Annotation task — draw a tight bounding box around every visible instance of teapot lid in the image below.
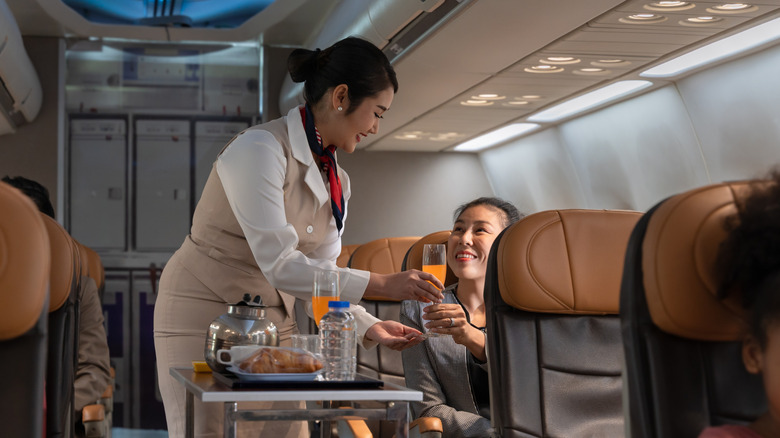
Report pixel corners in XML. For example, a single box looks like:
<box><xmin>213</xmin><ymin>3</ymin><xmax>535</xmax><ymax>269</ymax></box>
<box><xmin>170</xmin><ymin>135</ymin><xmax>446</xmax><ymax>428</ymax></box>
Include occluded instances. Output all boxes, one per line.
<box><xmin>235</xmin><ymin>293</ymin><xmax>266</xmax><ymax>308</ymax></box>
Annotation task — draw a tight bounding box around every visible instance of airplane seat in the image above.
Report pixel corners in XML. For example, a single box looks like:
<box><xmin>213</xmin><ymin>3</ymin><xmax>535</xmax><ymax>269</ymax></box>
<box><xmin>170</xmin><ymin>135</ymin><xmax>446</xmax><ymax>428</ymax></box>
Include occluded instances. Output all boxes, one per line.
<box><xmin>340</xmin><ymin>236</ymin><xmax>423</xmax><ymax>438</ymax></box>
<box><xmin>484</xmin><ymin>209</ymin><xmax>641</xmax><ymax>438</ymax></box>
<box><xmin>42</xmin><ymin>215</ymin><xmax>81</xmax><ymax>438</ymax></box>
<box><xmin>0</xmin><ymin>182</ymin><xmax>50</xmax><ymax>438</ymax></box>
<box><xmin>73</xmin><ymin>240</ymin><xmax>112</xmax><ymax>438</ymax></box>
<box><xmin>620</xmin><ymin>181</ymin><xmax>767</xmax><ymax>438</ymax></box>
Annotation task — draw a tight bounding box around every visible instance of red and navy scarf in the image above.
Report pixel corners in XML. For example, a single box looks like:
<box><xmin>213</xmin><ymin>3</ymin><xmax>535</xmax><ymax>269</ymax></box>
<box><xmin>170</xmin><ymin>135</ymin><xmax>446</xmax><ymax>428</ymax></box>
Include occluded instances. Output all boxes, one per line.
<box><xmin>301</xmin><ymin>105</ymin><xmax>345</xmax><ymax>232</ymax></box>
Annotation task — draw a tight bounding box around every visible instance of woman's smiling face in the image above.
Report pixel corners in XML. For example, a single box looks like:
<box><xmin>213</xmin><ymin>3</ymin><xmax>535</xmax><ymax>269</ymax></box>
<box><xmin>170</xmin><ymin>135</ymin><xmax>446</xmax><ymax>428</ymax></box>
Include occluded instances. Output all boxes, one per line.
<box><xmin>333</xmin><ymin>86</ymin><xmax>394</xmax><ymax>153</ymax></box>
<box><xmin>447</xmin><ymin>204</ymin><xmax>507</xmax><ymax>283</ymax></box>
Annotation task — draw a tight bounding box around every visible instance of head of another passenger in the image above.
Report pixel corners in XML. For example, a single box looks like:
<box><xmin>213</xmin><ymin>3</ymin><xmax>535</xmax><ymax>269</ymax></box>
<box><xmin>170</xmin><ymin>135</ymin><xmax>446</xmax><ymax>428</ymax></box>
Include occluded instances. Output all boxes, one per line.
<box><xmin>447</xmin><ymin>197</ymin><xmax>522</xmax><ymax>286</ymax></box>
<box><xmin>715</xmin><ymin>171</ymin><xmax>780</xmax><ymax>437</ymax></box>
<box><xmin>2</xmin><ymin>175</ymin><xmax>55</xmax><ymax>218</ymax></box>
<box><xmin>287</xmin><ymin>36</ymin><xmax>398</xmax><ymax>154</ymax></box>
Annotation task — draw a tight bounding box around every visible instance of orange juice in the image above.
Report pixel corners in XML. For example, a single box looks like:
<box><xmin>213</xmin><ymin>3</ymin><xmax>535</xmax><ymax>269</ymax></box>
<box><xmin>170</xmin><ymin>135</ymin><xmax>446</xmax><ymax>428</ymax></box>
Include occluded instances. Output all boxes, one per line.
<box><xmin>313</xmin><ymin>295</ymin><xmax>339</xmax><ymax>326</ymax></box>
<box><xmin>423</xmin><ymin>264</ymin><xmax>446</xmax><ymax>286</ymax></box>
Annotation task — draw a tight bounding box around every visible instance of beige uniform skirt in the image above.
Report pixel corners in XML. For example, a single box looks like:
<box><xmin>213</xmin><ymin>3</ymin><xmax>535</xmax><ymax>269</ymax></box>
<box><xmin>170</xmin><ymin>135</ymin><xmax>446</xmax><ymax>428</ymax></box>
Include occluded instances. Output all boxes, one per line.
<box><xmin>153</xmin><ymin>253</ymin><xmax>307</xmax><ymax>438</ymax></box>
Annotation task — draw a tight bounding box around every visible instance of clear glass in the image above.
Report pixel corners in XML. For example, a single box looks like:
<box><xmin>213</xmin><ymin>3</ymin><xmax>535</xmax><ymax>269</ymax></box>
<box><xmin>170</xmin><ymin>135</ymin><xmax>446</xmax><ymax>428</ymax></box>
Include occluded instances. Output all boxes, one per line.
<box><xmin>422</xmin><ymin>243</ymin><xmax>446</xmax><ymax>338</ymax></box>
<box><xmin>312</xmin><ymin>269</ymin><xmax>340</xmax><ymax>326</ymax></box>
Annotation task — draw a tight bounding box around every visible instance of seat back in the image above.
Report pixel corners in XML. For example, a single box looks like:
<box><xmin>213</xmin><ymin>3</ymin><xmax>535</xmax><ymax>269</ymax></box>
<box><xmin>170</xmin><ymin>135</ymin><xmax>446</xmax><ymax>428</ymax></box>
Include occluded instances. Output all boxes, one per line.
<box><xmin>0</xmin><ymin>182</ymin><xmax>50</xmax><ymax>438</ymax></box>
<box><xmin>76</xmin><ymin>241</ymin><xmax>105</xmax><ymax>303</ymax></box>
<box><xmin>400</xmin><ymin>230</ymin><xmax>458</xmax><ymax>288</ymax></box>
<box><xmin>485</xmin><ymin>209</ymin><xmax>641</xmax><ymax>438</ymax></box>
<box><xmin>42</xmin><ymin>215</ymin><xmax>80</xmax><ymax>438</ymax></box>
<box><xmin>347</xmin><ymin>236</ymin><xmax>419</xmax><ymax>438</ymax></box>
<box><xmin>620</xmin><ymin>181</ymin><xmax>767</xmax><ymax>438</ymax></box>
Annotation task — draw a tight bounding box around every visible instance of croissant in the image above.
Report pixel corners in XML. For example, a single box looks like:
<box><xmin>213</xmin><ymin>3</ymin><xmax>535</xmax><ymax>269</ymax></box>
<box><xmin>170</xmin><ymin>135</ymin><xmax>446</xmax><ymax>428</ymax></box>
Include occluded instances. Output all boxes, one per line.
<box><xmin>239</xmin><ymin>347</ymin><xmax>323</xmax><ymax>373</ymax></box>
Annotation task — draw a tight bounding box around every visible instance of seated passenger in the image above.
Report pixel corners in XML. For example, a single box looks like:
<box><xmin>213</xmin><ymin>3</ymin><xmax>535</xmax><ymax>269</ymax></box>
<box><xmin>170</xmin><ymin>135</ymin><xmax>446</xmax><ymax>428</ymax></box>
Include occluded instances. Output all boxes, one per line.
<box><xmin>401</xmin><ymin>197</ymin><xmax>522</xmax><ymax>438</ymax></box>
<box><xmin>2</xmin><ymin>175</ymin><xmax>112</xmax><ymax>438</ymax></box>
<box><xmin>700</xmin><ymin>172</ymin><xmax>780</xmax><ymax>438</ymax></box>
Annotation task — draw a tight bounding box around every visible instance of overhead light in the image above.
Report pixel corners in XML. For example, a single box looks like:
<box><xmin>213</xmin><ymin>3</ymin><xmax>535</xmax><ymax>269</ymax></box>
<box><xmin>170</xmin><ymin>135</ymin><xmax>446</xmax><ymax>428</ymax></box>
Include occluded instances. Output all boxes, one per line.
<box><xmin>619</xmin><ymin>13</ymin><xmax>668</xmax><ymax>24</ymax></box>
<box><xmin>460</xmin><ymin>99</ymin><xmax>494</xmax><ymax>107</ymax></box>
<box><xmin>524</xmin><ymin>65</ymin><xmax>564</xmax><ymax>73</ymax></box>
<box><xmin>539</xmin><ymin>56</ymin><xmax>581</xmax><ymax>65</ymax></box>
<box><xmin>527</xmin><ymin>80</ymin><xmax>653</xmax><ymax>122</ymax></box>
<box><xmin>707</xmin><ymin>3</ymin><xmax>758</xmax><ymax>14</ymax></box>
<box><xmin>644</xmin><ymin>2</ymin><xmax>696</xmax><ymax>11</ymax></box>
<box><xmin>680</xmin><ymin>16</ymin><xmax>724</xmax><ymax>26</ymax></box>
<box><xmin>453</xmin><ymin>123</ymin><xmax>540</xmax><ymax>152</ymax></box>
<box><xmin>471</xmin><ymin>94</ymin><xmax>506</xmax><ymax>100</ymax></box>
<box><xmin>503</xmin><ymin>100</ymin><xmax>530</xmax><ymax>106</ymax></box>
<box><xmin>592</xmin><ymin>59</ymin><xmax>631</xmax><ymax>67</ymax></box>
<box><xmin>521</xmin><ymin>95</ymin><xmax>542</xmax><ymax>100</ymax></box>
<box><xmin>573</xmin><ymin>67</ymin><xmax>611</xmax><ymax>76</ymax></box>
<box><xmin>641</xmin><ymin>15</ymin><xmax>780</xmax><ymax>77</ymax></box>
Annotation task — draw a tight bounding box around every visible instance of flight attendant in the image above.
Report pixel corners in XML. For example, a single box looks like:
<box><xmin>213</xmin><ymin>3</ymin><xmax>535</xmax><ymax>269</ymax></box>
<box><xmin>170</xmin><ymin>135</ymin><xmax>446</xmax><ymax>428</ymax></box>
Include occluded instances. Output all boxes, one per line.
<box><xmin>153</xmin><ymin>36</ymin><xmax>444</xmax><ymax>438</ymax></box>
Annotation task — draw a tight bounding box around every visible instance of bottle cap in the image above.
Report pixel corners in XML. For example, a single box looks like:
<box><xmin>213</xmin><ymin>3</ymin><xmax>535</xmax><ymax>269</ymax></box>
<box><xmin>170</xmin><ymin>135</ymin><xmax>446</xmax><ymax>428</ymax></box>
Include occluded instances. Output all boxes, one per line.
<box><xmin>328</xmin><ymin>300</ymin><xmax>350</xmax><ymax>309</ymax></box>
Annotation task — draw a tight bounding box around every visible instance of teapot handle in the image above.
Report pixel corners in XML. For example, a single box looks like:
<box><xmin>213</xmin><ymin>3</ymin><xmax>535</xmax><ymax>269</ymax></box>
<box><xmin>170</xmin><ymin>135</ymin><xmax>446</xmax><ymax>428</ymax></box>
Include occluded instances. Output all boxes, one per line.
<box><xmin>216</xmin><ymin>349</ymin><xmax>233</xmax><ymax>365</ymax></box>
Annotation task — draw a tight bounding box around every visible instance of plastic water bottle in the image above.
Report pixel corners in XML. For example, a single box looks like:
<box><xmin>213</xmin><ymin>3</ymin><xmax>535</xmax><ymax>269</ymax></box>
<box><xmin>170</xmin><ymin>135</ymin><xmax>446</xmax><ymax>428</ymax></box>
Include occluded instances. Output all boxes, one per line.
<box><xmin>319</xmin><ymin>300</ymin><xmax>357</xmax><ymax>381</ymax></box>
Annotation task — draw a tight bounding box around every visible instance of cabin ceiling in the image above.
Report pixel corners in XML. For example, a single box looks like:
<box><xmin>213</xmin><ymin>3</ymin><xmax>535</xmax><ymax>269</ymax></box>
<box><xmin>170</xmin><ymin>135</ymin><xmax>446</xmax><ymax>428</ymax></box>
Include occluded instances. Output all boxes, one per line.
<box><xmin>6</xmin><ymin>0</ymin><xmax>780</xmax><ymax>153</ymax></box>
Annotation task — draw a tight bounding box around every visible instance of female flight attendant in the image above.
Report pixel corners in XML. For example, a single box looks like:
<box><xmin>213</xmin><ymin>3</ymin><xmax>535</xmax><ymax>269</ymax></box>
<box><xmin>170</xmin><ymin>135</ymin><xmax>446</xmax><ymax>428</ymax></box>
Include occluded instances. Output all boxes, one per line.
<box><xmin>154</xmin><ymin>36</ymin><xmax>444</xmax><ymax>438</ymax></box>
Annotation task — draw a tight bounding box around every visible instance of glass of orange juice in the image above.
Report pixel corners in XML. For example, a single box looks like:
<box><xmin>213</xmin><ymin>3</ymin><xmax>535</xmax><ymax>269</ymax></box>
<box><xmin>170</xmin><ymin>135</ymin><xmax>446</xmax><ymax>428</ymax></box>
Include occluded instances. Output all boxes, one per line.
<box><xmin>313</xmin><ymin>269</ymin><xmax>340</xmax><ymax>327</ymax></box>
<box><xmin>422</xmin><ymin>243</ymin><xmax>446</xmax><ymax>286</ymax></box>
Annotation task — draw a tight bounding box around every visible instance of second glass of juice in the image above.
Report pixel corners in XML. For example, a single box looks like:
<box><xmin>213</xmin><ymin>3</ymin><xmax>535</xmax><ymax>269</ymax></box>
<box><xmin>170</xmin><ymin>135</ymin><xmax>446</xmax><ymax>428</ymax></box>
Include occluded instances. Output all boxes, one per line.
<box><xmin>313</xmin><ymin>269</ymin><xmax>340</xmax><ymax>327</ymax></box>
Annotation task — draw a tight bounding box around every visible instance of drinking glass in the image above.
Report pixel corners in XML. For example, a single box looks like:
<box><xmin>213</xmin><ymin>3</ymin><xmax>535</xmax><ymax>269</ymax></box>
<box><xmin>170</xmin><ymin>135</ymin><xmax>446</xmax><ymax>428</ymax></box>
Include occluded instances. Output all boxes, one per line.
<box><xmin>422</xmin><ymin>243</ymin><xmax>446</xmax><ymax>338</ymax></box>
<box><xmin>422</xmin><ymin>243</ymin><xmax>447</xmax><ymax>286</ymax></box>
<box><xmin>291</xmin><ymin>334</ymin><xmax>321</xmax><ymax>357</ymax></box>
<box><xmin>312</xmin><ymin>269</ymin><xmax>340</xmax><ymax>327</ymax></box>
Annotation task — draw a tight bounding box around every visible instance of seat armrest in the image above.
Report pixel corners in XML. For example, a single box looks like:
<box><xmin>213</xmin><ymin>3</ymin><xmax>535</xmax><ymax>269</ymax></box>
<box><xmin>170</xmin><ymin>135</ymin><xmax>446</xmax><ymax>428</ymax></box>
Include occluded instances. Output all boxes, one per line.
<box><xmin>82</xmin><ymin>404</ymin><xmax>107</xmax><ymax>437</ymax></box>
<box><xmin>410</xmin><ymin>416</ymin><xmax>442</xmax><ymax>435</ymax></box>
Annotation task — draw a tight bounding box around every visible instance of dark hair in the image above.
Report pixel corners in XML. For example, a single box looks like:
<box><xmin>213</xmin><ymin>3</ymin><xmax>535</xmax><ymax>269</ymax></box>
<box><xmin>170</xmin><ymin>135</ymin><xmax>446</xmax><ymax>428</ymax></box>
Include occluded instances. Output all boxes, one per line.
<box><xmin>716</xmin><ymin>170</ymin><xmax>780</xmax><ymax>347</ymax></box>
<box><xmin>2</xmin><ymin>175</ymin><xmax>55</xmax><ymax>218</ymax></box>
<box><xmin>287</xmin><ymin>37</ymin><xmax>398</xmax><ymax>114</ymax></box>
<box><xmin>453</xmin><ymin>197</ymin><xmax>523</xmax><ymax>229</ymax></box>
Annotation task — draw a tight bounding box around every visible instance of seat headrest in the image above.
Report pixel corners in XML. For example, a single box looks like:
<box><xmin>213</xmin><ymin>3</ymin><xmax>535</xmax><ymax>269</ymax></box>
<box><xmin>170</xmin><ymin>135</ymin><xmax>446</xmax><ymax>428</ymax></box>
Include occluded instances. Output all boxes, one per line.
<box><xmin>0</xmin><ymin>183</ymin><xmax>50</xmax><ymax>341</ymax></box>
<box><xmin>642</xmin><ymin>181</ymin><xmax>757</xmax><ymax>341</ymax></box>
<box><xmin>402</xmin><ymin>230</ymin><xmax>458</xmax><ymax>288</ymax></box>
<box><xmin>349</xmin><ymin>236</ymin><xmax>420</xmax><ymax>301</ymax></box>
<box><xmin>41</xmin><ymin>215</ymin><xmax>78</xmax><ymax>312</ymax></box>
<box><xmin>337</xmin><ymin>244</ymin><xmax>360</xmax><ymax>268</ymax></box>
<box><xmin>76</xmin><ymin>240</ymin><xmax>104</xmax><ymax>289</ymax></box>
<box><xmin>496</xmin><ymin>209</ymin><xmax>641</xmax><ymax>315</ymax></box>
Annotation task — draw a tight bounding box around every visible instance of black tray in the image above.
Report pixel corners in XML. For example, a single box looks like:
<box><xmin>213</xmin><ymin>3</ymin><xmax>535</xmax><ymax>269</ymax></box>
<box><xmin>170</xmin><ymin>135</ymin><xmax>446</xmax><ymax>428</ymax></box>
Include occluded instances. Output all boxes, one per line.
<box><xmin>213</xmin><ymin>372</ymin><xmax>385</xmax><ymax>390</ymax></box>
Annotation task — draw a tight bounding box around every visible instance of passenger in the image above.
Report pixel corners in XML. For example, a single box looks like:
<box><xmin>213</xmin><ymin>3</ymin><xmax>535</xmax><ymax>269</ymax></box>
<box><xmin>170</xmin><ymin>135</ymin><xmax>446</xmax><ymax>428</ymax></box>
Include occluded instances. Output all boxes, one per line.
<box><xmin>153</xmin><ymin>36</ymin><xmax>443</xmax><ymax>438</ymax></box>
<box><xmin>700</xmin><ymin>172</ymin><xmax>780</xmax><ymax>438</ymax></box>
<box><xmin>401</xmin><ymin>197</ymin><xmax>522</xmax><ymax>438</ymax></box>
<box><xmin>2</xmin><ymin>175</ymin><xmax>112</xmax><ymax>438</ymax></box>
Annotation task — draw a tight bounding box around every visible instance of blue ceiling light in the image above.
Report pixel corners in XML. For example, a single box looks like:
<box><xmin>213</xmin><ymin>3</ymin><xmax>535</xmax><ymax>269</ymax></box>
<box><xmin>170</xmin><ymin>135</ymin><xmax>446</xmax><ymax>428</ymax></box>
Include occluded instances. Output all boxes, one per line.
<box><xmin>62</xmin><ymin>0</ymin><xmax>276</xmax><ymax>28</ymax></box>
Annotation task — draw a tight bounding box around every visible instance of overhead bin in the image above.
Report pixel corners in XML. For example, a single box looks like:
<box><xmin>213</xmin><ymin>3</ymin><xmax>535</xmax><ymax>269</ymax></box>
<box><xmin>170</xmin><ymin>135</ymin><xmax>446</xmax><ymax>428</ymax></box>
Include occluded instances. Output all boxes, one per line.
<box><xmin>278</xmin><ymin>0</ymin><xmax>445</xmax><ymax>114</ymax></box>
<box><xmin>0</xmin><ymin>0</ymin><xmax>42</xmax><ymax>136</ymax></box>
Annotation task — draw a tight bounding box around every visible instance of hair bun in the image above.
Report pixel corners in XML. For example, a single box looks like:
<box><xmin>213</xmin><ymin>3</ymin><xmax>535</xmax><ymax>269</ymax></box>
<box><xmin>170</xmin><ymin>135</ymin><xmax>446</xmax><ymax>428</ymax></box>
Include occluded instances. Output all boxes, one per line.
<box><xmin>288</xmin><ymin>47</ymin><xmax>322</xmax><ymax>83</ymax></box>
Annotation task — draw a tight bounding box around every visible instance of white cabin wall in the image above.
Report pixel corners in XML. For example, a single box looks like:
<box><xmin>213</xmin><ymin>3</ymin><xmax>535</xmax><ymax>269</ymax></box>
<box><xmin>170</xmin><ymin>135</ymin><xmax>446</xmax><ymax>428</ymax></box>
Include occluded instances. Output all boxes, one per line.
<box><xmin>338</xmin><ymin>151</ymin><xmax>493</xmax><ymax>245</ymax></box>
<box><xmin>676</xmin><ymin>43</ymin><xmax>780</xmax><ymax>183</ymax></box>
<box><xmin>480</xmin><ymin>42</ymin><xmax>780</xmax><ymax>214</ymax></box>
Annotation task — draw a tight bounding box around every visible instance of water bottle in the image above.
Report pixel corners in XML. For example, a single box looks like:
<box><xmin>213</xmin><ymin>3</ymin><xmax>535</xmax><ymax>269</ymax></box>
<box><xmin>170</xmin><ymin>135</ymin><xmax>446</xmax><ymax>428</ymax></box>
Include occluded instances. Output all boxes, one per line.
<box><xmin>319</xmin><ymin>300</ymin><xmax>357</xmax><ymax>381</ymax></box>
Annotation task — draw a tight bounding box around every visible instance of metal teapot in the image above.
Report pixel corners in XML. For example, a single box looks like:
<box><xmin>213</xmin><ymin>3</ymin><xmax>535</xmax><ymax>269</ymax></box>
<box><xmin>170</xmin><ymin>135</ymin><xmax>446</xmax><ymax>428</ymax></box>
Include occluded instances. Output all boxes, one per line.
<box><xmin>204</xmin><ymin>294</ymin><xmax>278</xmax><ymax>374</ymax></box>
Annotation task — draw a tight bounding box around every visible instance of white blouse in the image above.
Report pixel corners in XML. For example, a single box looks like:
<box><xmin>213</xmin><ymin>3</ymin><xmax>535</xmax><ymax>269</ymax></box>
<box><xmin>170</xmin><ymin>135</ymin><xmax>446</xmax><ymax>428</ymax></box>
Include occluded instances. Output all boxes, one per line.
<box><xmin>216</xmin><ymin>106</ymin><xmax>379</xmax><ymax>345</ymax></box>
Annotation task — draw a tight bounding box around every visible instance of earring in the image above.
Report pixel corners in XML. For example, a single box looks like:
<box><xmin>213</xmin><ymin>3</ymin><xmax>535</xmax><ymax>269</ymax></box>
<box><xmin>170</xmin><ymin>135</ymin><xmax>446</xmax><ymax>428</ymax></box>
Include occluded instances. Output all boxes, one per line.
<box><xmin>338</xmin><ymin>106</ymin><xmax>343</xmax><ymax>111</ymax></box>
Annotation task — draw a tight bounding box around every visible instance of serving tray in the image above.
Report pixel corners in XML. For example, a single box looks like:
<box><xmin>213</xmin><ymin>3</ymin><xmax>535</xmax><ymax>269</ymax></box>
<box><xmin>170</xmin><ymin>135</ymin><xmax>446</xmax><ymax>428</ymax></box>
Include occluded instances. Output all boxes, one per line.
<box><xmin>213</xmin><ymin>371</ymin><xmax>385</xmax><ymax>390</ymax></box>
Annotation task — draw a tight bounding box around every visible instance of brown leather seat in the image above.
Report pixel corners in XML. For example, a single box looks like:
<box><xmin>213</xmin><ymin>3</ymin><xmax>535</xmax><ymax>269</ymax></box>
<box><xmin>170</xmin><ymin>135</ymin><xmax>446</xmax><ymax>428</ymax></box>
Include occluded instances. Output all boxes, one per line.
<box><xmin>42</xmin><ymin>214</ymin><xmax>81</xmax><ymax>438</ymax></box>
<box><xmin>346</xmin><ymin>236</ymin><xmax>420</xmax><ymax>438</ymax></box>
<box><xmin>621</xmin><ymin>181</ymin><xmax>768</xmax><ymax>437</ymax></box>
<box><xmin>485</xmin><ymin>209</ymin><xmax>641</xmax><ymax>438</ymax></box>
<box><xmin>0</xmin><ymin>182</ymin><xmax>50</xmax><ymax>438</ymax></box>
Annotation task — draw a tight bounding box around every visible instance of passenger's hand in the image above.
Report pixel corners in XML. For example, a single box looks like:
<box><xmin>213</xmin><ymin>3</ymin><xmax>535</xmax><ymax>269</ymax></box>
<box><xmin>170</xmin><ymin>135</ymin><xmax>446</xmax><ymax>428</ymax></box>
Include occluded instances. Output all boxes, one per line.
<box><xmin>423</xmin><ymin>303</ymin><xmax>486</xmax><ymax>361</ymax></box>
<box><xmin>366</xmin><ymin>270</ymin><xmax>445</xmax><ymax>303</ymax></box>
<box><xmin>365</xmin><ymin>320</ymin><xmax>425</xmax><ymax>351</ymax></box>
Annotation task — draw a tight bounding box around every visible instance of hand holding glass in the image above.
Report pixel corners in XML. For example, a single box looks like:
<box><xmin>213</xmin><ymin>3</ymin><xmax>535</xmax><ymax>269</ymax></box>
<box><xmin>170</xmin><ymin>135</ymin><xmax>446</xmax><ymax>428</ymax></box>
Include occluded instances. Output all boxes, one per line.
<box><xmin>312</xmin><ymin>269</ymin><xmax>340</xmax><ymax>327</ymax></box>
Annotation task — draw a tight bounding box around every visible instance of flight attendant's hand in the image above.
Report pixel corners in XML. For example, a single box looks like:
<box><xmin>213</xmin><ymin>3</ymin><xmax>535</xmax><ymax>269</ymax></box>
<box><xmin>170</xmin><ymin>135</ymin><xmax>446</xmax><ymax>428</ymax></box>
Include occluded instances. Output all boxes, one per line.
<box><xmin>366</xmin><ymin>270</ymin><xmax>445</xmax><ymax>303</ymax></box>
<box><xmin>365</xmin><ymin>320</ymin><xmax>425</xmax><ymax>351</ymax></box>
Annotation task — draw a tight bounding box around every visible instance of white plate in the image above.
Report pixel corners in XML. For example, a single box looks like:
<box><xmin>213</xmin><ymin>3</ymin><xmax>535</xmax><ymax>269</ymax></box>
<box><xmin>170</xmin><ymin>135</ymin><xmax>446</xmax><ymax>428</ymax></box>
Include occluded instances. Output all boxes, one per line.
<box><xmin>227</xmin><ymin>366</ymin><xmax>321</xmax><ymax>382</ymax></box>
